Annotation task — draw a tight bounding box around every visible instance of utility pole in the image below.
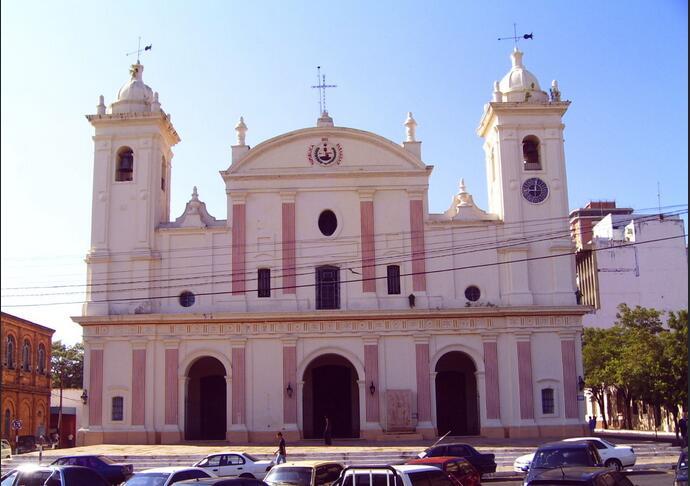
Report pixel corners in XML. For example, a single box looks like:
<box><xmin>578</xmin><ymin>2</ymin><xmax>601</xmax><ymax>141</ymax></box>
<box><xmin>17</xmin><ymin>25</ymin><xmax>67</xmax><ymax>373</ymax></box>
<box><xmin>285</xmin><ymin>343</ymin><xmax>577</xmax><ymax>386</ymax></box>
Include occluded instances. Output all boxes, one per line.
<box><xmin>56</xmin><ymin>356</ymin><xmax>64</xmax><ymax>448</ymax></box>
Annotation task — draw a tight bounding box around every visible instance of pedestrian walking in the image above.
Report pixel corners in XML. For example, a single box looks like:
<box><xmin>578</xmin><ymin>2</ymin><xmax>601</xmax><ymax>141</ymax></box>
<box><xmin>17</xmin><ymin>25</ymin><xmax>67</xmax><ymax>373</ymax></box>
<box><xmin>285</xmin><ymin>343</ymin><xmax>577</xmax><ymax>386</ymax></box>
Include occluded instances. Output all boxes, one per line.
<box><xmin>588</xmin><ymin>416</ymin><xmax>596</xmax><ymax>435</ymax></box>
<box><xmin>274</xmin><ymin>432</ymin><xmax>287</xmax><ymax>464</ymax></box>
<box><xmin>679</xmin><ymin>412</ymin><xmax>687</xmax><ymax>446</ymax></box>
<box><xmin>324</xmin><ymin>416</ymin><xmax>332</xmax><ymax>446</ymax></box>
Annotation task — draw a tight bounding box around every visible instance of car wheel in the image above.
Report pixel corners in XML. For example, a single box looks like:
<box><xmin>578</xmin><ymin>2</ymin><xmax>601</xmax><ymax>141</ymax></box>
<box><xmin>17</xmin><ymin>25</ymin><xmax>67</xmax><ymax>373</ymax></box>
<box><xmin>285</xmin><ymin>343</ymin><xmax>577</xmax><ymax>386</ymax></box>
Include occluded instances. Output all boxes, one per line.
<box><xmin>240</xmin><ymin>473</ymin><xmax>256</xmax><ymax>479</ymax></box>
<box><xmin>605</xmin><ymin>459</ymin><xmax>622</xmax><ymax>471</ymax></box>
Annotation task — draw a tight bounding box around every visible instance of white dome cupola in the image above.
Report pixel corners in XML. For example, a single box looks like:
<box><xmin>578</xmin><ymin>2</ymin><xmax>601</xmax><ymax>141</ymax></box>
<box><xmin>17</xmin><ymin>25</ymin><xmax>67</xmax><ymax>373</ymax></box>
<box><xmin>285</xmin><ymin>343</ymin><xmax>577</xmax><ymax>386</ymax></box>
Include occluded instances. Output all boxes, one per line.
<box><xmin>498</xmin><ymin>48</ymin><xmax>548</xmax><ymax>103</ymax></box>
<box><xmin>110</xmin><ymin>63</ymin><xmax>156</xmax><ymax>114</ymax></box>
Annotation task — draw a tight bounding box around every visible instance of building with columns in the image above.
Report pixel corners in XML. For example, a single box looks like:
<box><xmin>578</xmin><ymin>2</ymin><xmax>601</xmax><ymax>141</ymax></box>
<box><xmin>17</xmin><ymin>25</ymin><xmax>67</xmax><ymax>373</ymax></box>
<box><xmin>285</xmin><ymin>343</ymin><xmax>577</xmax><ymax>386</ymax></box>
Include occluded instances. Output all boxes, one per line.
<box><xmin>74</xmin><ymin>49</ymin><xmax>589</xmax><ymax>445</ymax></box>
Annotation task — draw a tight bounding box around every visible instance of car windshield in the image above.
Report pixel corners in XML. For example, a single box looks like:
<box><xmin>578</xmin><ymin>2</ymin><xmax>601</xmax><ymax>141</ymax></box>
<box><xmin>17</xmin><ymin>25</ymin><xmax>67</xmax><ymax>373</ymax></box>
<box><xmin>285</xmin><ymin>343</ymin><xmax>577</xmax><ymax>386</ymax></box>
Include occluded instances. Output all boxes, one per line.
<box><xmin>124</xmin><ymin>473</ymin><xmax>169</xmax><ymax>486</ymax></box>
<box><xmin>599</xmin><ymin>439</ymin><xmax>617</xmax><ymax>448</ymax></box>
<box><xmin>244</xmin><ymin>453</ymin><xmax>260</xmax><ymax>462</ymax></box>
<box><xmin>97</xmin><ymin>456</ymin><xmax>116</xmax><ymax>465</ymax></box>
<box><xmin>531</xmin><ymin>448</ymin><xmax>591</xmax><ymax>469</ymax></box>
<box><xmin>265</xmin><ymin>467</ymin><xmax>312</xmax><ymax>486</ymax></box>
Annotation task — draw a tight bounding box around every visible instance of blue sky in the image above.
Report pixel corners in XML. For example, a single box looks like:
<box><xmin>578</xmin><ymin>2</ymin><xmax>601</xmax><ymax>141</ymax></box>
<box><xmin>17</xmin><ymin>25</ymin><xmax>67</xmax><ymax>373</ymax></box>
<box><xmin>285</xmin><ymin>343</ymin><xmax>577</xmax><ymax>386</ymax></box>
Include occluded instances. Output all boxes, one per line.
<box><xmin>1</xmin><ymin>0</ymin><xmax>687</xmax><ymax>344</ymax></box>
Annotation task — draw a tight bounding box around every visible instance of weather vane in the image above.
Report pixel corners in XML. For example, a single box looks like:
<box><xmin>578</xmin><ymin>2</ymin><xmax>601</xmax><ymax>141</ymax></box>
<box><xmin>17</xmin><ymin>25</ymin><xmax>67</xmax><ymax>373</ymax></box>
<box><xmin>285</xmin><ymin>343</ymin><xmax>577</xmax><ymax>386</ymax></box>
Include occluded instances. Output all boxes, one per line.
<box><xmin>311</xmin><ymin>66</ymin><xmax>337</xmax><ymax>116</ymax></box>
<box><xmin>126</xmin><ymin>36</ymin><xmax>152</xmax><ymax>64</ymax></box>
<box><xmin>498</xmin><ymin>23</ymin><xmax>533</xmax><ymax>49</ymax></box>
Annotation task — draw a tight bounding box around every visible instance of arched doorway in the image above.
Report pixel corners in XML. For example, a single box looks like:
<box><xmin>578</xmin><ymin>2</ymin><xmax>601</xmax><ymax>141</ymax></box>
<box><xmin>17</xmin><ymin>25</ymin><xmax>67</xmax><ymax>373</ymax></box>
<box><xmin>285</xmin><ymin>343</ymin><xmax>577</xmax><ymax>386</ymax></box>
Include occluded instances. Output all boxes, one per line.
<box><xmin>303</xmin><ymin>354</ymin><xmax>359</xmax><ymax>439</ymax></box>
<box><xmin>435</xmin><ymin>351</ymin><xmax>479</xmax><ymax>436</ymax></box>
<box><xmin>185</xmin><ymin>356</ymin><xmax>227</xmax><ymax>440</ymax></box>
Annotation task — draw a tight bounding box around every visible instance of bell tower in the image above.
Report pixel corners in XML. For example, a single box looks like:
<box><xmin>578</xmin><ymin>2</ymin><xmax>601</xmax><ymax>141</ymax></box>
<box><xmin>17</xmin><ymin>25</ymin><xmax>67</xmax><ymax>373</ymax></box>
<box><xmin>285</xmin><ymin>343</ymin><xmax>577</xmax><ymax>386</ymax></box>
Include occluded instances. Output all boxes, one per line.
<box><xmin>477</xmin><ymin>49</ymin><xmax>576</xmax><ymax>306</ymax></box>
<box><xmin>84</xmin><ymin>63</ymin><xmax>180</xmax><ymax>315</ymax></box>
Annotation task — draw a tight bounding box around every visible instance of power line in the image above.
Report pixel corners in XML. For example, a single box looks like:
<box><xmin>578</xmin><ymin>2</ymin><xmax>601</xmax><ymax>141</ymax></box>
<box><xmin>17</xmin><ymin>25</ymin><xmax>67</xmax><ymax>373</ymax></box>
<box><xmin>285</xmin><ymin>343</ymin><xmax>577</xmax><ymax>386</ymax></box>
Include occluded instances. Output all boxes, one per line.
<box><xmin>2</xmin><ymin>233</ymin><xmax>684</xmax><ymax>308</ymax></box>
<box><xmin>4</xmin><ymin>208</ymin><xmax>684</xmax><ymax>291</ymax></box>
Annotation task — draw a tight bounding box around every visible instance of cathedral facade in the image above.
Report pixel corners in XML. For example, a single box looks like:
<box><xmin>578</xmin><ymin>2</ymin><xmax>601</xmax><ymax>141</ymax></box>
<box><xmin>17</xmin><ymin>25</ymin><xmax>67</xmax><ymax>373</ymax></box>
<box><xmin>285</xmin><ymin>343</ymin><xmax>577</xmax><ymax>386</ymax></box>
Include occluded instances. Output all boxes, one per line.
<box><xmin>75</xmin><ymin>50</ymin><xmax>588</xmax><ymax>445</ymax></box>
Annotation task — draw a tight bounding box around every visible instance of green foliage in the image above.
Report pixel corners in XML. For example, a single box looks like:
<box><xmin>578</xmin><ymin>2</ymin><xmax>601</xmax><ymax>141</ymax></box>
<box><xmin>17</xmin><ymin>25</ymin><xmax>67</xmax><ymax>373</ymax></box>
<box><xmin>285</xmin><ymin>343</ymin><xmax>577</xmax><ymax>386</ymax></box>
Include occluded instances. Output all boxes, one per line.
<box><xmin>51</xmin><ymin>341</ymin><xmax>84</xmax><ymax>389</ymax></box>
<box><xmin>583</xmin><ymin>305</ymin><xmax>688</xmax><ymax>429</ymax></box>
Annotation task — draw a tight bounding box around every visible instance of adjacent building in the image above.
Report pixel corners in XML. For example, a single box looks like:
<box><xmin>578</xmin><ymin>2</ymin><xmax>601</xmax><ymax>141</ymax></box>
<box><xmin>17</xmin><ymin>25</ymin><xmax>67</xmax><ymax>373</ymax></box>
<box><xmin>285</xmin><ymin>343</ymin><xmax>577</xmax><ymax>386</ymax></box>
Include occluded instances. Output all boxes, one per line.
<box><xmin>1</xmin><ymin>312</ymin><xmax>55</xmax><ymax>442</ymax></box>
<box><xmin>74</xmin><ymin>49</ymin><xmax>589</xmax><ymax>445</ymax></box>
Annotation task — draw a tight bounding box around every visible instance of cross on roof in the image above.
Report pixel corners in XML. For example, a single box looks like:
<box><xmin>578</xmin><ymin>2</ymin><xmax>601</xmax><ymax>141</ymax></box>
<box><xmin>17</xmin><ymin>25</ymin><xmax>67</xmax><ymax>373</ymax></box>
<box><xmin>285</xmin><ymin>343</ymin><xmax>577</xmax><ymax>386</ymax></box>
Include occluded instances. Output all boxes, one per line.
<box><xmin>311</xmin><ymin>66</ymin><xmax>337</xmax><ymax>116</ymax></box>
<box><xmin>498</xmin><ymin>23</ymin><xmax>533</xmax><ymax>49</ymax></box>
<box><xmin>126</xmin><ymin>36</ymin><xmax>152</xmax><ymax>64</ymax></box>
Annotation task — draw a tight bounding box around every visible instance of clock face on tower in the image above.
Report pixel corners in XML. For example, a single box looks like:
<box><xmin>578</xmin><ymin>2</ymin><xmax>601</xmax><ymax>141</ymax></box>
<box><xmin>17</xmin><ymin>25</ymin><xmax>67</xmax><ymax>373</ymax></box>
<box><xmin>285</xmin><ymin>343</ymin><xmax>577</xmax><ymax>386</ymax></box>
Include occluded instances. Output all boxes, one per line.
<box><xmin>521</xmin><ymin>177</ymin><xmax>549</xmax><ymax>204</ymax></box>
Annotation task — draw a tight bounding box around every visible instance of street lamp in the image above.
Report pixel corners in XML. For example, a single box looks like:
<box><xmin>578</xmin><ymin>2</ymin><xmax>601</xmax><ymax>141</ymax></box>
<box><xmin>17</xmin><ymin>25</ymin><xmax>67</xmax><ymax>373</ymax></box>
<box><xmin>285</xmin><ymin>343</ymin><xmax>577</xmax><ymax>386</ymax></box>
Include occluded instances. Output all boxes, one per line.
<box><xmin>285</xmin><ymin>383</ymin><xmax>293</xmax><ymax>398</ymax></box>
<box><xmin>80</xmin><ymin>389</ymin><xmax>88</xmax><ymax>405</ymax></box>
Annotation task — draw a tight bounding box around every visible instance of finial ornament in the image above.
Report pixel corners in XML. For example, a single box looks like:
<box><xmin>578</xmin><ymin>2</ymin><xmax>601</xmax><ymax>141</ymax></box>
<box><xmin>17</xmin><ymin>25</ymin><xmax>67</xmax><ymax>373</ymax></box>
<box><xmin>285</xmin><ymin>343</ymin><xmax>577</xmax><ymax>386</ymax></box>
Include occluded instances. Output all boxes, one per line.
<box><xmin>492</xmin><ymin>81</ymin><xmax>502</xmax><ymax>102</ymax></box>
<box><xmin>192</xmin><ymin>186</ymin><xmax>199</xmax><ymax>200</ymax></box>
<box><xmin>235</xmin><ymin>116</ymin><xmax>248</xmax><ymax>146</ymax></box>
<box><xmin>97</xmin><ymin>95</ymin><xmax>106</xmax><ymax>115</ymax></box>
<box><xmin>404</xmin><ymin>112</ymin><xmax>417</xmax><ymax>142</ymax></box>
<box><xmin>311</xmin><ymin>66</ymin><xmax>337</xmax><ymax>116</ymax></box>
<box><xmin>498</xmin><ymin>23</ymin><xmax>533</xmax><ymax>49</ymax></box>
<box><xmin>550</xmin><ymin>80</ymin><xmax>561</xmax><ymax>101</ymax></box>
<box><xmin>151</xmin><ymin>91</ymin><xmax>161</xmax><ymax>112</ymax></box>
<box><xmin>456</xmin><ymin>178</ymin><xmax>474</xmax><ymax>207</ymax></box>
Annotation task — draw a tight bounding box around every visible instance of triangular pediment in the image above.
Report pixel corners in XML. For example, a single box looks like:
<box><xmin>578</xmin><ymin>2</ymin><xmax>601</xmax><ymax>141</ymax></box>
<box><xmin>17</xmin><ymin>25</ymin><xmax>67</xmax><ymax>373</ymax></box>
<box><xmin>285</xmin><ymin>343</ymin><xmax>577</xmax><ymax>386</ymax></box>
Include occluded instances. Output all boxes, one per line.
<box><xmin>223</xmin><ymin>127</ymin><xmax>427</xmax><ymax>177</ymax></box>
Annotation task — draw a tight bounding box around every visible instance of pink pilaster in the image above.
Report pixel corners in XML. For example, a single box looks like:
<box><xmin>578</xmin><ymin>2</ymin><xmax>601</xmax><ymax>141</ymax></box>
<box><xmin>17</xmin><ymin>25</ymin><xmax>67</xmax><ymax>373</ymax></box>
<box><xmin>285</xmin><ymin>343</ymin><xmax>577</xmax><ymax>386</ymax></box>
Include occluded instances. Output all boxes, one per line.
<box><xmin>415</xmin><ymin>343</ymin><xmax>431</xmax><ymax>422</ymax></box>
<box><xmin>483</xmin><ymin>341</ymin><xmax>501</xmax><ymax>420</ymax></box>
<box><xmin>360</xmin><ymin>201</ymin><xmax>376</xmax><ymax>293</ymax></box>
<box><xmin>282</xmin><ymin>202</ymin><xmax>296</xmax><ymax>294</ymax></box>
<box><xmin>517</xmin><ymin>340</ymin><xmax>534</xmax><ymax>420</ymax></box>
<box><xmin>164</xmin><ymin>349</ymin><xmax>178</xmax><ymax>425</ymax></box>
<box><xmin>364</xmin><ymin>344</ymin><xmax>380</xmax><ymax>421</ymax></box>
<box><xmin>561</xmin><ymin>339</ymin><xmax>578</xmax><ymax>418</ymax></box>
<box><xmin>283</xmin><ymin>345</ymin><xmax>297</xmax><ymax>424</ymax></box>
<box><xmin>131</xmin><ymin>349</ymin><xmax>146</xmax><ymax>425</ymax></box>
<box><xmin>232</xmin><ymin>203</ymin><xmax>246</xmax><ymax>294</ymax></box>
<box><xmin>232</xmin><ymin>347</ymin><xmax>246</xmax><ymax>424</ymax></box>
<box><xmin>409</xmin><ymin>200</ymin><xmax>426</xmax><ymax>291</ymax></box>
<box><xmin>89</xmin><ymin>349</ymin><xmax>103</xmax><ymax>426</ymax></box>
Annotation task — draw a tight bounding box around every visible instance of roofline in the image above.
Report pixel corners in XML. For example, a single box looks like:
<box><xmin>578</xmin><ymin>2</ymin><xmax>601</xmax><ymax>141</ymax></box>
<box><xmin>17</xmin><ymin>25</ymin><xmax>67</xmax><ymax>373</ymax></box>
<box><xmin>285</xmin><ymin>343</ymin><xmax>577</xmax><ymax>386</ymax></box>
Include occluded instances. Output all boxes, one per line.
<box><xmin>1</xmin><ymin>312</ymin><xmax>56</xmax><ymax>334</ymax></box>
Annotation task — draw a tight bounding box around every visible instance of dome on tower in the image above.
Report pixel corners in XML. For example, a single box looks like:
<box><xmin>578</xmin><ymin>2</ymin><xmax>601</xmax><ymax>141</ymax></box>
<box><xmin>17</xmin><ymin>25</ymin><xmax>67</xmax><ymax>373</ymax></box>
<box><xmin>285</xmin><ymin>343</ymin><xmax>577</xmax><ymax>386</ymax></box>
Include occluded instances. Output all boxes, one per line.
<box><xmin>110</xmin><ymin>63</ymin><xmax>156</xmax><ymax>114</ymax></box>
<box><xmin>497</xmin><ymin>49</ymin><xmax>548</xmax><ymax>103</ymax></box>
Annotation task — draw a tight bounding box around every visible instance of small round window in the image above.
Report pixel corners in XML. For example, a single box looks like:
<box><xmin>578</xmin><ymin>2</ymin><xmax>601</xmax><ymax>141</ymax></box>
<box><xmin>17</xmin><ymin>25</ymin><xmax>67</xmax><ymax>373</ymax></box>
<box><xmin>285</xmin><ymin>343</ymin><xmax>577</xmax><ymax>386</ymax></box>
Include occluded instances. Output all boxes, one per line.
<box><xmin>179</xmin><ymin>291</ymin><xmax>195</xmax><ymax>307</ymax></box>
<box><xmin>318</xmin><ymin>210</ymin><xmax>338</xmax><ymax>236</ymax></box>
<box><xmin>464</xmin><ymin>285</ymin><xmax>481</xmax><ymax>302</ymax></box>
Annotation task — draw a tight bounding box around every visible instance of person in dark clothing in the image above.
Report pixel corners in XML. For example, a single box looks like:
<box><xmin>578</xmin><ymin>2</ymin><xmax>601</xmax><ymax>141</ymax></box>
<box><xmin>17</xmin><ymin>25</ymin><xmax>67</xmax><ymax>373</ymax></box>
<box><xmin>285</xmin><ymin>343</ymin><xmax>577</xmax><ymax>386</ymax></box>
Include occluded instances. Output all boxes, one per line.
<box><xmin>324</xmin><ymin>416</ymin><xmax>332</xmax><ymax>446</ymax></box>
<box><xmin>679</xmin><ymin>412</ymin><xmax>688</xmax><ymax>446</ymax></box>
<box><xmin>274</xmin><ymin>432</ymin><xmax>287</xmax><ymax>464</ymax></box>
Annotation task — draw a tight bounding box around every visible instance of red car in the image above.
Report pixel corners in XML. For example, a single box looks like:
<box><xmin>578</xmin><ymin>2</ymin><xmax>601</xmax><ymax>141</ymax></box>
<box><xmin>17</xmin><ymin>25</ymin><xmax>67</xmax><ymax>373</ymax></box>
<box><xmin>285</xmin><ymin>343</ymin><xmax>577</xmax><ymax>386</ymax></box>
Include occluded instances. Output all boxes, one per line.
<box><xmin>406</xmin><ymin>456</ymin><xmax>481</xmax><ymax>486</ymax></box>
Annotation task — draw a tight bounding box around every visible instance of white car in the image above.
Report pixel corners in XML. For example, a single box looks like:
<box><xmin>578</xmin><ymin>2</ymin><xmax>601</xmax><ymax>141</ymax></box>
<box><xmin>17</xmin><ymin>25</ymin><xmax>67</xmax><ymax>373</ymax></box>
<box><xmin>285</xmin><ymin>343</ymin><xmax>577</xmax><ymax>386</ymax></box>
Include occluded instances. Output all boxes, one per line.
<box><xmin>1</xmin><ymin>439</ymin><xmax>11</xmax><ymax>459</ymax></box>
<box><xmin>337</xmin><ymin>464</ymin><xmax>456</xmax><ymax>486</ymax></box>
<box><xmin>512</xmin><ymin>437</ymin><xmax>636</xmax><ymax>473</ymax></box>
<box><xmin>194</xmin><ymin>452</ymin><xmax>273</xmax><ymax>479</ymax></box>
<box><xmin>124</xmin><ymin>466</ymin><xmax>214</xmax><ymax>486</ymax></box>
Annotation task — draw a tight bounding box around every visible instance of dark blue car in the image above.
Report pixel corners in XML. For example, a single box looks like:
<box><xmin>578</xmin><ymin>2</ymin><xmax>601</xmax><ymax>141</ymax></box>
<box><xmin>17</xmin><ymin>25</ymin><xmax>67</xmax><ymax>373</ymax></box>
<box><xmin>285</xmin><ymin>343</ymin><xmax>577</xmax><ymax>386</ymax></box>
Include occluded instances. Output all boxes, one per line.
<box><xmin>51</xmin><ymin>454</ymin><xmax>134</xmax><ymax>485</ymax></box>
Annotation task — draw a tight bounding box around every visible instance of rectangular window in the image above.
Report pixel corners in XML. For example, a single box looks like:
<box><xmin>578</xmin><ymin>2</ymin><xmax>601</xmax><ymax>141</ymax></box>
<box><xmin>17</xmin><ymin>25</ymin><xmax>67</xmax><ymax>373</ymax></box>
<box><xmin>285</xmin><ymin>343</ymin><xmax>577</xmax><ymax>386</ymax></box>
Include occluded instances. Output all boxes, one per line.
<box><xmin>541</xmin><ymin>388</ymin><xmax>555</xmax><ymax>414</ymax></box>
<box><xmin>111</xmin><ymin>396</ymin><xmax>124</xmax><ymax>421</ymax></box>
<box><xmin>258</xmin><ymin>268</ymin><xmax>271</xmax><ymax>298</ymax></box>
<box><xmin>316</xmin><ymin>266</ymin><xmax>340</xmax><ymax>310</ymax></box>
<box><xmin>387</xmin><ymin>265</ymin><xmax>401</xmax><ymax>294</ymax></box>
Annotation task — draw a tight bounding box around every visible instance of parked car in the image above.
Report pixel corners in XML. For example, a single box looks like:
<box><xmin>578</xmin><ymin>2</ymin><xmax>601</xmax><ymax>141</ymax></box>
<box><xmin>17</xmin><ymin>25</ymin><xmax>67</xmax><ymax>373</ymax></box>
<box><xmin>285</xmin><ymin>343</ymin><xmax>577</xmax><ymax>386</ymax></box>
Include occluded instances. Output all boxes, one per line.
<box><xmin>524</xmin><ymin>466</ymin><xmax>633</xmax><ymax>485</ymax></box>
<box><xmin>124</xmin><ymin>466</ymin><xmax>214</xmax><ymax>485</ymax></box>
<box><xmin>193</xmin><ymin>452</ymin><xmax>273</xmax><ymax>479</ymax></box>
<box><xmin>524</xmin><ymin>440</ymin><xmax>604</xmax><ymax>486</ymax></box>
<box><xmin>417</xmin><ymin>442</ymin><xmax>497</xmax><ymax>476</ymax></box>
<box><xmin>14</xmin><ymin>435</ymin><xmax>37</xmax><ymax>454</ymax></box>
<box><xmin>405</xmin><ymin>456</ymin><xmax>480</xmax><ymax>486</ymax></box>
<box><xmin>514</xmin><ymin>437</ymin><xmax>636</xmax><ymax>473</ymax></box>
<box><xmin>51</xmin><ymin>454</ymin><xmax>134</xmax><ymax>485</ymax></box>
<box><xmin>264</xmin><ymin>461</ymin><xmax>343</xmax><ymax>486</ymax></box>
<box><xmin>0</xmin><ymin>439</ymin><xmax>11</xmax><ymax>459</ymax></box>
<box><xmin>675</xmin><ymin>448</ymin><xmax>688</xmax><ymax>486</ymax></box>
<box><xmin>176</xmin><ymin>478</ymin><xmax>268</xmax><ymax>486</ymax></box>
<box><xmin>334</xmin><ymin>464</ymin><xmax>461</xmax><ymax>486</ymax></box>
<box><xmin>1</xmin><ymin>463</ymin><xmax>110</xmax><ymax>486</ymax></box>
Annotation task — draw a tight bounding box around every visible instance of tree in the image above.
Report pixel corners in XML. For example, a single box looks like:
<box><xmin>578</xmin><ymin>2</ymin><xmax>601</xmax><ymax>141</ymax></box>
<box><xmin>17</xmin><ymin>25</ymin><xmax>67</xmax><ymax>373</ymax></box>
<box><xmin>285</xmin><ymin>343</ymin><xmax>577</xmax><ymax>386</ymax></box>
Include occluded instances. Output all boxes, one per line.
<box><xmin>583</xmin><ymin>326</ymin><xmax>623</xmax><ymax>429</ymax></box>
<box><xmin>659</xmin><ymin>310</ymin><xmax>688</xmax><ymax>439</ymax></box>
<box><xmin>51</xmin><ymin>341</ymin><xmax>84</xmax><ymax>441</ymax></box>
<box><xmin>51</xmin><ymin>341</ymin><xmax>83</xmax><ymax>389</ymax></box>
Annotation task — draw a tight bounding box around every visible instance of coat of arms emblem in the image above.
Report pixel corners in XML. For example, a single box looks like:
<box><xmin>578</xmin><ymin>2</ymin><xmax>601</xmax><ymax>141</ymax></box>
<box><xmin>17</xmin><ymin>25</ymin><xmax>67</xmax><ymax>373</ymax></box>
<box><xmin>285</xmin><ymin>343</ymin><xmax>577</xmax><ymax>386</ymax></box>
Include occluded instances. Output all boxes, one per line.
<box><xmin>308</xmin><ymin>138</ymin><xmax>343</xmax><ymax>165</ymax></box>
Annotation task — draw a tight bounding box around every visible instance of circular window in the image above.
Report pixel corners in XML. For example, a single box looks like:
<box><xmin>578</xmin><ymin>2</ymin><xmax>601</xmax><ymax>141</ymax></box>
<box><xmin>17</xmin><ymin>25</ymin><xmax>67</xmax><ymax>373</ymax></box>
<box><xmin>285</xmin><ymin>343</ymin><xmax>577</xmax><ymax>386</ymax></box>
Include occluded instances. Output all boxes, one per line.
<box><xmin>179</xmin><ymin>291</ymin><xmax>196</xmax><ymax>308</ymax></box>
<box><xmin>464</xmin><ymin>285</ymin><xmax>481</xmax><ymax>302</ymax></box>
<box><xmin>318</xmin><ymin>210</ymin><xmax>338</xmax><ymax>236</ymax></box>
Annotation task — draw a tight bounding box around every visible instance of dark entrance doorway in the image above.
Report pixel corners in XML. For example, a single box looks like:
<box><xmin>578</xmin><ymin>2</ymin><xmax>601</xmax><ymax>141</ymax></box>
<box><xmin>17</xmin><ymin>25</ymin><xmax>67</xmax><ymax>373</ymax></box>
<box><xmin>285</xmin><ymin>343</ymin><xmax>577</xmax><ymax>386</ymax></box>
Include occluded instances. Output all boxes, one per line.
<box><xmin>435</xmin><ymin>351</ymin><xmax>479</xmax><ymax>436</ymax></box>
<box><xmin>303</xmin><ymin>354</ymin><xmax>359</xmax><ymax>439</ymax></box>
<box><xmin>185</xmin><ymin>356</ymin><xmax>226</xmax><ymax>440</ymax></box>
